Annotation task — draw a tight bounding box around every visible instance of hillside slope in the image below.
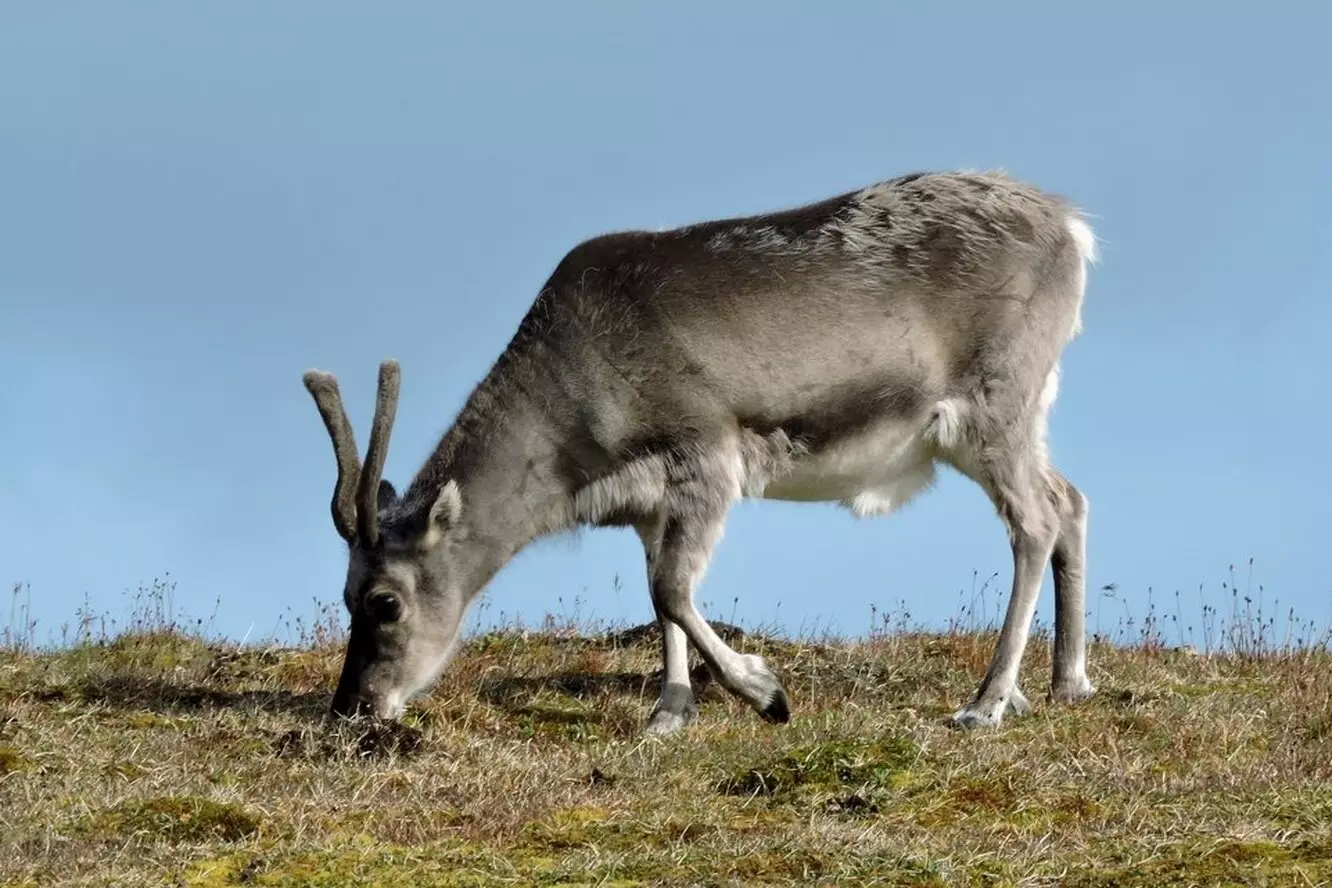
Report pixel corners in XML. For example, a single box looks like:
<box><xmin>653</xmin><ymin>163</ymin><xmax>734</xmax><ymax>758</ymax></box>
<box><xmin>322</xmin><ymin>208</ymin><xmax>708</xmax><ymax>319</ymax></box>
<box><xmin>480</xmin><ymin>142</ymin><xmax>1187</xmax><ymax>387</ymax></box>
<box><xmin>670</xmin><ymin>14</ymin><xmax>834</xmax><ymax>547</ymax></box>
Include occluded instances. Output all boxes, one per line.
<box><xmin>3</xmin><ymin>612</ymin><xmax>1332</xmax><ymax>886</ymax></box>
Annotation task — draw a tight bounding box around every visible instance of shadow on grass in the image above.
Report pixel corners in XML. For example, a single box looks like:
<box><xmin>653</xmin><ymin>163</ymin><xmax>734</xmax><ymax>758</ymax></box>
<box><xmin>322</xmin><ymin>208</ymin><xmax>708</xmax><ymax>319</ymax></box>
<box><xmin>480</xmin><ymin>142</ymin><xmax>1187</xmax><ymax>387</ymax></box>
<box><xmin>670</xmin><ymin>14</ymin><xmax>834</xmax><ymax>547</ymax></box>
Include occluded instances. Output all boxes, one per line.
<box><xmin>598</xmin><ymin>620</ymin><xmax>747</xmax><ymax>648</ymax></box>
<box><xmin>478</xmin><ymin>662</ymin><xmax>718</xmax><ymax>712</ymax></box>
<box><xmin>36</xmin><ymin>675</ymin><xmax>329</xmax><ymax>719</ymax></box>
<box><xmin>479</xmin><ymin>672</ymin><xmax>656</xmax><ymax>710</ymax></box>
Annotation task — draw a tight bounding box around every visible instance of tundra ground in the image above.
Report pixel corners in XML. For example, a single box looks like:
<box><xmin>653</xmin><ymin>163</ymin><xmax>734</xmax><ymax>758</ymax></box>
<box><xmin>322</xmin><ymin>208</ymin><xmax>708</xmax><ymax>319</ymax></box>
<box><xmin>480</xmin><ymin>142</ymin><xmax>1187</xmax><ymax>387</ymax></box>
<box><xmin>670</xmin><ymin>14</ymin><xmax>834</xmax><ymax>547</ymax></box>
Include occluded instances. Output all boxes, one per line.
<box><xmin>3</xmin><ymin>574</ymin><xmax>1331</xmax><ymax>887</ymax></box>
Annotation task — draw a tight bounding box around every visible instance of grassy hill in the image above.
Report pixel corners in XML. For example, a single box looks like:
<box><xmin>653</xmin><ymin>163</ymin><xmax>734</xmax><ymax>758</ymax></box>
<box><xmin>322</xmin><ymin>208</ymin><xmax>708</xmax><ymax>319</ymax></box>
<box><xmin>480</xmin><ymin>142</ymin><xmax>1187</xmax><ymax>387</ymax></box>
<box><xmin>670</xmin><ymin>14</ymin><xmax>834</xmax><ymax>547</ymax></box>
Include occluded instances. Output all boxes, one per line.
<box><xmin>3</xmin><ymin>579</ymin><xmax>1332</xmax><ymax>887</ymax></box>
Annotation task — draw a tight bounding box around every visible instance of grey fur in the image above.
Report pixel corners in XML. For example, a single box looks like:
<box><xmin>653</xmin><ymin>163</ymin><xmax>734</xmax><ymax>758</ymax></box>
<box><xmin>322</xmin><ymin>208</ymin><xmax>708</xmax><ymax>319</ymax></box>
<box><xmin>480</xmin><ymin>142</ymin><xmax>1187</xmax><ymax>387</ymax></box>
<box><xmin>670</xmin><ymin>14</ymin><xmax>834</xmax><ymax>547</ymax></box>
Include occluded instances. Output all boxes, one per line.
<box><xmin>305</xmin><ymin>169</ymin><xmax>1099</xmax><ymax>731</ymax></box>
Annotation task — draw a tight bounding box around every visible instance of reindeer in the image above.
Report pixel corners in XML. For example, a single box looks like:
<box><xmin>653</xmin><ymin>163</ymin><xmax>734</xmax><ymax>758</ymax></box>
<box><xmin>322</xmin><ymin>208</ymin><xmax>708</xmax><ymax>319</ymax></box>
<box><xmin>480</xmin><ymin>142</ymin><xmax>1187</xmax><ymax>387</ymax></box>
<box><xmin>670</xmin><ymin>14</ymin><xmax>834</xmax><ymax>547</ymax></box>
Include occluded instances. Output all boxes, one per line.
<box><xmin>302</xmin><ymin>169</ymin><xmax>1099</xmax><ymax>735</ymax></box>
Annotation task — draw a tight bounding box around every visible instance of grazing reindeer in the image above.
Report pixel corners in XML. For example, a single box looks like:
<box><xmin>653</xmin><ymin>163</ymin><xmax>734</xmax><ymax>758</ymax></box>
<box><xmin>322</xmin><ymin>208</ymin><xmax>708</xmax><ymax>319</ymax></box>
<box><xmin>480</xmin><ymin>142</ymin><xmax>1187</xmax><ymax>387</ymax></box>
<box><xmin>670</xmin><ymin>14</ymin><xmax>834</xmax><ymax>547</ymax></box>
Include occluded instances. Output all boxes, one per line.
<box><xmin>303</xmin><ymin>169</ymin><xmax>1099</xmax><ymax>734</ymax></box>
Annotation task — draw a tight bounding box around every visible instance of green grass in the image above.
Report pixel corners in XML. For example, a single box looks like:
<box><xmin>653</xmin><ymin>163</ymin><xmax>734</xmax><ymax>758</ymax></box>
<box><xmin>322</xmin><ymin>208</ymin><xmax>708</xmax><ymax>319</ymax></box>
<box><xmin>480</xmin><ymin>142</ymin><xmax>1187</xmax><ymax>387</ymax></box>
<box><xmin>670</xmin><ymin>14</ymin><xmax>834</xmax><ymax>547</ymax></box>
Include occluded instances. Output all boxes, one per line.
<box><xmin>3</xmin><ymin>574</ymin><xmax>1332</xmax><ymax>886</ymax></box>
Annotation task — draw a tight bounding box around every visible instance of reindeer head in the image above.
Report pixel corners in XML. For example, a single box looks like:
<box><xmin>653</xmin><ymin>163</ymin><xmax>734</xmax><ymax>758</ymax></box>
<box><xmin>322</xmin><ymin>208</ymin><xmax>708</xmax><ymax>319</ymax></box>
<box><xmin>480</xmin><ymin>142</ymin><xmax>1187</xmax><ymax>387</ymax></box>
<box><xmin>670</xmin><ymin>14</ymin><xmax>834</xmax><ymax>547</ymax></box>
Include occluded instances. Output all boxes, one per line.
<box><xmin>303</xmin><ymin>360</ymin><xmax>470</xmax><ymax>720</ymax></box>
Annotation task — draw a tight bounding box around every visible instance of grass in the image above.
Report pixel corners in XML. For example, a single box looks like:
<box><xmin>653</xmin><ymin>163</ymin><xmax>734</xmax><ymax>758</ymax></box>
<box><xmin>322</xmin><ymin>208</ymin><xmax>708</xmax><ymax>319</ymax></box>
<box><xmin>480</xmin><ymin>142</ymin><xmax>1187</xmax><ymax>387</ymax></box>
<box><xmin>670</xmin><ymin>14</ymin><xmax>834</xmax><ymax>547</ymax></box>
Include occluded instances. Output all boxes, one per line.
<box><xmin>3</xmin><ymin>569</ymin><xmax>1332</xmax><ymax>886</ymax></box>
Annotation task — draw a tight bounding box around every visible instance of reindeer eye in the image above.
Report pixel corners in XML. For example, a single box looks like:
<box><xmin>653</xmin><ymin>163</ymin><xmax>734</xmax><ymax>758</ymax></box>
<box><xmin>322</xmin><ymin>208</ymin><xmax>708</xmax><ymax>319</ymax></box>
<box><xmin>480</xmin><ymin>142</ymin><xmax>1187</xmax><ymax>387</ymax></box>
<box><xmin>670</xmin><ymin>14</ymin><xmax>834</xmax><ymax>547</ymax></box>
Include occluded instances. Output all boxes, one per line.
<box><xmin>366</xmin><ymin>591</ymin><xmax>403</xmax><ymax>623</ymax></box>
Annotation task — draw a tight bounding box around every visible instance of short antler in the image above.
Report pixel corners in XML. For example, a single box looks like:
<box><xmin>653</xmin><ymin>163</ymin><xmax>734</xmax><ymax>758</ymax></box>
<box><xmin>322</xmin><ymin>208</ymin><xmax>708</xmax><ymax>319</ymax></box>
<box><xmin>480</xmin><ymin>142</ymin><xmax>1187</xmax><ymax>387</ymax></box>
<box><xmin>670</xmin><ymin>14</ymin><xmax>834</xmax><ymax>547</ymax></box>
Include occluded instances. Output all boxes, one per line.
<box><xmin>355</xmin><ymin>359</ymin><xmax>401</xmax><ymax>546</ymax></box>
<box><xmin>303</xmin><ymin>360</ymin><xmax>403</xmax><ymax>546</ymax></box>
<box><xmin>302</xmin><ymin>369</ymin><xmax>362</xmax><ymax>542</ymax></box>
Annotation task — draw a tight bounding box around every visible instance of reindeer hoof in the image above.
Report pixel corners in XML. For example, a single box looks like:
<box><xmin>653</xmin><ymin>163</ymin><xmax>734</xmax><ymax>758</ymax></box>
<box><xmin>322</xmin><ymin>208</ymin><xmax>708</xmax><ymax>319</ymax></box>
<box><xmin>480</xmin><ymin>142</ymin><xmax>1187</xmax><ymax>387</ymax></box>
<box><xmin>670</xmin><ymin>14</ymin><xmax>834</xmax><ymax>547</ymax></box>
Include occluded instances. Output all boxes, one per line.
<box><xmin>760</xmin><ymin>688</ymin><xmax>791</xmax><ymax>724</ymax></box>
<box><xmin>645</xmin><ymin>709</ymin><xmax>694</xmax><ymax>737</ymax></box>
<box><xmin>1050</xmin><ymin>675</ymin><xmax>1097</xmax><ymax>705</ymax></box>
<box><xmin>644</xmin><ymin>685</ymin><xmax>697</xmax><ymax>737</ymax></box>
<box><xmin>948</xmin><ymin>705</ymin><xmax>1003</xmax><ymax>730</ymax></box>
<box><xmin>1007</xmin><ymin>687</ymin><xmax>1031</xmax><ymax>716</ymax></box>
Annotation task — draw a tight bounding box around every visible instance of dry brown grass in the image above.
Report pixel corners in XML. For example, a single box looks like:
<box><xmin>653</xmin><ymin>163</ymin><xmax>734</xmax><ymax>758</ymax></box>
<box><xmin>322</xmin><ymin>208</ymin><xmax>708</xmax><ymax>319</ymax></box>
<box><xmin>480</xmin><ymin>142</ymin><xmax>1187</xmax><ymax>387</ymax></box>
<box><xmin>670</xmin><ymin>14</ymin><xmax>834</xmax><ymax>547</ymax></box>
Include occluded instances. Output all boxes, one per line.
<box><xmin>3</xmin><ymin>577</ymin><xmax>1332</xmax><ymax>886</ymax></box>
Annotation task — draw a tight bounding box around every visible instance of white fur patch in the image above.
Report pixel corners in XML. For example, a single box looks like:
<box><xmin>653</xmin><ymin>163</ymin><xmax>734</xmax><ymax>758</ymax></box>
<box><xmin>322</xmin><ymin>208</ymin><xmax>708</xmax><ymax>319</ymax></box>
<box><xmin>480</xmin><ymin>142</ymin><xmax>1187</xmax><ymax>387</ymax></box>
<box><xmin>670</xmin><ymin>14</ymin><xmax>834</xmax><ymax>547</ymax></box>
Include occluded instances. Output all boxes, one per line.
<box><xmin>1065</xmin><ymin>214</ymin><xmax>1097</xmax><ymax>338</ymax></box>
<box><xmin>847</xmin><ymin>462</ymin><xmax>937</xmax><ymax>518</ymax></box>
<box><xmin>708</xmin><ymin>225</ymin><xmax>795</xmax><ymax>255</ymax></box>
<box><xmin>925</xmin><ymin>399</ymin><xmax>966</xmax><ymax>449</ymax></box>
<box><xmin>707</xmin><ymin>230</ymin><xmax>736</xmax><ymax>251</ymax></box>
<box><xmin>1065</xmin><ymin>215</ymin><xmax>1098</xmax><ymax>266</ymax></box>
<box><xmin>377</xmin><ymin>690</ymin><xmax>406</xmax><ymax>720</ymax></box>
<box><xmin>573</xmin><ymin>457</ymin><xmax>667</xmax><ymax>524</ymax></box>
<box><xmin>418</xmin><ymin>480</ymin><xmax>463</xmax><ymax>549</ymax></box>
<box><xmin>727</xmin><ymin>651</ymin><xmax>784</xmax><ymax>704</ymax></box>
<box><xmin>759</xmin><ymin>413</ymin><xmax>944</xmax><ymax>519</ymax></box>
<box><xmin>660</xmin><ymin>621</ymin><xmax>690</xmax><ymax>684</ymax></box>
<box><xmin>1039</xmin><ymin>364</ymin><xmax>1060</xmax><ymax>413</ymax></box>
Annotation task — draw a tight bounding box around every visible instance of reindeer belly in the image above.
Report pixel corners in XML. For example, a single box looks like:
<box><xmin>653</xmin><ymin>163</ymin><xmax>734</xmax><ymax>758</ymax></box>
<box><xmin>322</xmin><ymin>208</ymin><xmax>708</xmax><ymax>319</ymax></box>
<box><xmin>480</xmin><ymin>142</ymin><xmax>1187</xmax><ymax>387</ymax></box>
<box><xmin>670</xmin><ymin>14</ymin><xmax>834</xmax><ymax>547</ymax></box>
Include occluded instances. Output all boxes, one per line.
<box><xmin>756</xmin><ymin>416</ymin><xmax>938</xmax><ymax>518</ymax></box>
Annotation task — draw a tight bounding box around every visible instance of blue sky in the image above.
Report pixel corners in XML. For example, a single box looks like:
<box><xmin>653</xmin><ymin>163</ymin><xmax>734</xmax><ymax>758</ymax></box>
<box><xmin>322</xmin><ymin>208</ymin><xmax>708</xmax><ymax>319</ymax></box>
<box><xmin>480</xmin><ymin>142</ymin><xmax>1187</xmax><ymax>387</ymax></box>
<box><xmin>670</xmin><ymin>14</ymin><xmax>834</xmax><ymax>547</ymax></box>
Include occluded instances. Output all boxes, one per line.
<box><xmin>2</xmin><ymin>3</ymin><xmax>1329</xmax><ymax>646</ymax></box>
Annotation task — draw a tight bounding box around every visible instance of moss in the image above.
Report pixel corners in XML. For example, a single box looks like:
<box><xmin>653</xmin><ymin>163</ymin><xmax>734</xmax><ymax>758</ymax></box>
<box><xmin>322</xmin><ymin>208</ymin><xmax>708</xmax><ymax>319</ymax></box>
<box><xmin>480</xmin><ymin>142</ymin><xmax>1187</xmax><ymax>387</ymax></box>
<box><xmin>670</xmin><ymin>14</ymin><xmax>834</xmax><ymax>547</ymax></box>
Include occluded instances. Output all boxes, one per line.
<box><xmin>946</xmin><ymin>775</ymin><xmax>1018</xmax><ymax>813</ymax></box>
<box><xmin>1165</xmin><ymin>677</ymin><xmax>1271</xmax><ymax>700</ymax></box>
<box><xmin>351</xmin><ymin>720</ymin><xmax>425</xmax><ymax>758</ymax></box>
<box><xmin>1063</xmin><ymin>839</ymin><xmax>1332</xmax><ymax>887</ymax></box>
<box><xmin>117</xmin><ymin>711</ymin><xmax>179</xmax><ymax>729</ymax></box>
<box><xmin>271</xmin><ymin>720</ymin><xmax>423</xmax><ymax>760</ymax></box>
<box><xmin>521</xmin><ymin>805</ymin><xmax>643</xmax><ymax>854</ymax></box>
<box><xmin>185</xmin><ymin>839</ymin><xmax>948</xmax><ymax>888</ymax></box>
<box><xmin>1302</xmin><ymin>709</ymin><xmax>1332</xmax><ymax>742</ymax></box>
<box><xmin>512</xmin><ymin>701</ymin><xmax>605</xmax><ymax>742</ymax></box>
<box><xmin>106</xmin><ymin>760</ymin><xmax>149</xmax><ymax>781</ymax></box>
<box><xmin>467</xmin><ymin>630</ymin><xmax>557</xmax><ymax>657</ymax></box>
<box><xmin>0</xmin><ymin>744</ymin><xmax>30</xmax><ymax>774</ymax></box>
<box><xmin>102</xmin><ymin>630</ymin><xmax>217</xmax><ymax>672</ymax></box>
<box><xmin>16</xmin><ymin>623</ymin><xmax>1332</xmax><ymax>885</ymax></box>
<box><xmin>1262</xmin><ymin>788</ymin><xmax>1332</xmax><ymax>831</ymax></box>
<box><xmin>1049</xmin><ymin>791</ymin><xmax>1103</xmax><ymax>823</ymax></box>
<box><xmin>92</xmin><ymin>795</ymin><xmax>260</xmax><ymax>843</ymax></box>
<box><xmin>717</xmin><ymin>735</ymin><xmax>921</xmax><ymax>799</ymax></box>
<box><xmin>184</xmin><ymin>841</ymin><xmax>541</xmax><ymax>887</ymax></box>
<box><xmin>910</xmin><ymin>774</ymin><xmax>1017</xmax><ymax>829</ymax></box>
<box><xmin>267</xmin><ymin>648</ymin><xmax>341</xmax><ymax>688</ymax></box>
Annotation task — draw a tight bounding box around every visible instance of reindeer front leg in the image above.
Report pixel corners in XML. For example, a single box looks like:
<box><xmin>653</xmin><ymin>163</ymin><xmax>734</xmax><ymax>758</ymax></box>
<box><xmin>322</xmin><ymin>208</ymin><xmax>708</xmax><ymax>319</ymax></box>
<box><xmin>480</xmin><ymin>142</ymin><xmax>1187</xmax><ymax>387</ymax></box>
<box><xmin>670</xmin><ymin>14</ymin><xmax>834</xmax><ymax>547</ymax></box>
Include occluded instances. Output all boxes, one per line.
<box><xmin>636</xmin><ymin>449</ymin><xmax>790</xmax><ymax>734</ymax></box>
<box><xmin>635</xmin><ymin>522</ymin><xmax>699</xmax><ymax>737</ymax></box>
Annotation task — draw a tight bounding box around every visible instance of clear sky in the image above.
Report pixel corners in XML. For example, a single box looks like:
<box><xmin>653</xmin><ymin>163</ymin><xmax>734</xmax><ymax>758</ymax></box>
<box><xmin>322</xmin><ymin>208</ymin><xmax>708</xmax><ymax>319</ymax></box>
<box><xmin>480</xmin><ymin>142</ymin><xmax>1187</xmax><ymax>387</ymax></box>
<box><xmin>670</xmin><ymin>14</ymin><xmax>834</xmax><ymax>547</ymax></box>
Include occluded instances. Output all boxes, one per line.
<box><xmin>2</xmin><ymin>3</ymin><xmax>1329</xmax><ymax>646</ymax></box>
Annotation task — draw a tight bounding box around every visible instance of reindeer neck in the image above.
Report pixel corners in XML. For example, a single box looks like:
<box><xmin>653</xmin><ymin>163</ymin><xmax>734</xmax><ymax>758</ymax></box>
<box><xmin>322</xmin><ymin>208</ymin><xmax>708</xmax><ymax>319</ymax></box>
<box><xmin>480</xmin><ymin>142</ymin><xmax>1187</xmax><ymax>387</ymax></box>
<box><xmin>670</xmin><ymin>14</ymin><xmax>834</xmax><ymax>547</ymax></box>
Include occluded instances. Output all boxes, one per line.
<box><xmin>400</xmin><ymin>344</ymin><xmax>576</xmax><ymax>567</ymax></box>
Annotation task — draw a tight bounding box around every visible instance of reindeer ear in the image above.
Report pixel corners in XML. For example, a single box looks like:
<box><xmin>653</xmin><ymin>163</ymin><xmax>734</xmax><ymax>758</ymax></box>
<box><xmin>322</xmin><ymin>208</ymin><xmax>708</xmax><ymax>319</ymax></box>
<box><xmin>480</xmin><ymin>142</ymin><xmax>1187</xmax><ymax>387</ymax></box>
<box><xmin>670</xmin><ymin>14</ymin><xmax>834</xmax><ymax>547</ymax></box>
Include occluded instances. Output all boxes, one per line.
<box><xmin>420</xmin><ymin>480</ymin><xmax>462</xmax><ymax>548</ymax></box>
<box><xmin>430</xmin><ymin>480</ymin><xmax>462</xmax><ymax>530</ymax></box>
<box><xmin>377</xmin><ymin>478</ymin><xmax>397</xmax><ymax>513</ymax></box>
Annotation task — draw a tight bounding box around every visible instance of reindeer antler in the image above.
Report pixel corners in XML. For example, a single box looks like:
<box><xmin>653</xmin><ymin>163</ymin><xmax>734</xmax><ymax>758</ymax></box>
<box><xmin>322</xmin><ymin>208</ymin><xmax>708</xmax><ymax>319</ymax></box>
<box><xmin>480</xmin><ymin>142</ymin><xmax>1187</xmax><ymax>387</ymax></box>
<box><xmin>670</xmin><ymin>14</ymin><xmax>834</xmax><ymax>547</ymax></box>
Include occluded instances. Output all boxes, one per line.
<box><xmin>355</xmin><ymin>359</ymin><xmax>401</xmax><ymax>546</ymax></box>
<box><xmin>302</xmin><ymin>369</ymin><xmax>362</xmax><ymax>543</ymax></box>
<box><xmin>302</xmin><ymin>360</ymin><xmax>401</xmax><ymax>545</ymax></box>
